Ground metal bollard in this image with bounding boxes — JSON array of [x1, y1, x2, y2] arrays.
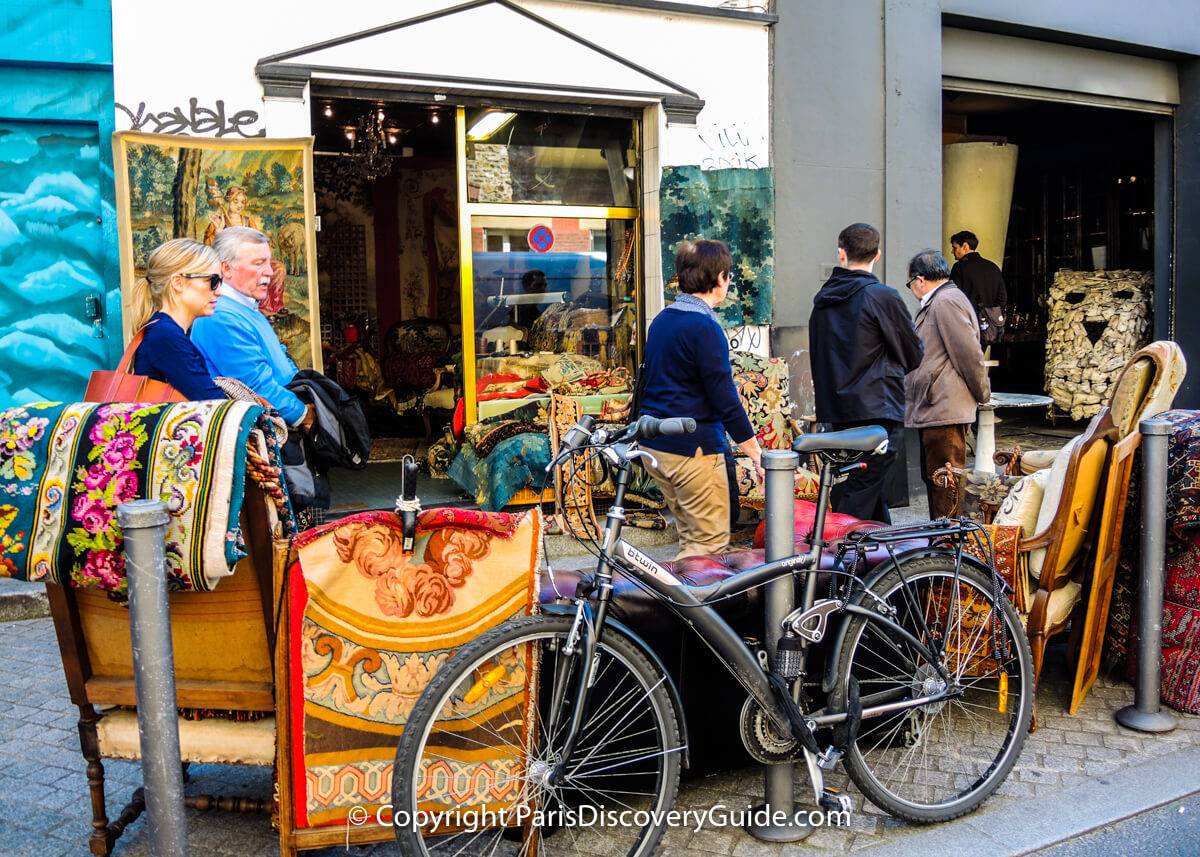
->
[[118, 499, 190, 856], [1115, 418, 1178, 734], [746, 450, 811, 842]]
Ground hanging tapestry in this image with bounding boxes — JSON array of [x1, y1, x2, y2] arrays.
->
[[113, 131, 321, 370], [286, 508, 541, 830], [0, 400, 278, 595], [660, 166, 775, 327]]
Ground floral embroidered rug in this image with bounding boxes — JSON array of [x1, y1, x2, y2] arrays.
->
[[0, 400, 275, 595], [287, 507, 541, 829]]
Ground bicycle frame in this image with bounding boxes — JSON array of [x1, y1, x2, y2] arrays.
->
[[547, 444, 959, 782]]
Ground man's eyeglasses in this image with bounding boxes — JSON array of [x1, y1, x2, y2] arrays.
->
[[905, 275, 922, 290], [183, 273, 222, 291]]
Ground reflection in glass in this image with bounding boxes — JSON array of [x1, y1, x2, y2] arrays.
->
[[465, 110, 637, 207], [472, 217, 637, 416]]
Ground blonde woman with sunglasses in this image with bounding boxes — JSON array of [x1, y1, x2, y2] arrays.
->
[[129, 238, 229, 401]]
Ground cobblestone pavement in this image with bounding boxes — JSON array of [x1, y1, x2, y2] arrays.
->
[[2, 615, 1198, 856]]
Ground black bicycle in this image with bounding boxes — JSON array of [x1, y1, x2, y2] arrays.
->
[[392, 416, 1033, 856]]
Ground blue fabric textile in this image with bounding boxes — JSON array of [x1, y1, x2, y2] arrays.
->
[[191, 295, 306, 424], [637, 305, 754, 457], [449, 434, 551, 511], [132, 313, 228, 401]]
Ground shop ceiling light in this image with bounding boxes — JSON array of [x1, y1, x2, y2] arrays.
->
[[323, 104, 333, 118], [467, 111, 517, 141]]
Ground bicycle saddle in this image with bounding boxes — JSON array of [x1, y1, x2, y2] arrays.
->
[[792, 425, 889, 455]]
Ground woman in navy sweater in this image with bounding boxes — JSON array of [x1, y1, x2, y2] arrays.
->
[[639, 239, 762, 558], [130, 239, 229, 401]]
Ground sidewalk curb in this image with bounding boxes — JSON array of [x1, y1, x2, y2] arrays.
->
[[0, 581, 49, 622], [854, 744, 1200, 856]]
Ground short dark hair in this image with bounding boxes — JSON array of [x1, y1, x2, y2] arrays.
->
[[907, 249, 952, 282], [949, 230, 979, 250], [675, 239, 732, 294], [837, 223, 880, 264]]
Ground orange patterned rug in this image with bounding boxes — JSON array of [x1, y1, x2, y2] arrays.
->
[[286, 507, 541, 829]]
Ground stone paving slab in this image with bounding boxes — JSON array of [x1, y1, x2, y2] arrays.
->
[[2, 614, 1198, 855]]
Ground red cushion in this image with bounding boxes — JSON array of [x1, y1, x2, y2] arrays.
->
[[752, 500, 884, 549]]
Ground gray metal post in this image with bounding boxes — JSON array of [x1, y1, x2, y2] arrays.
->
[[118, 499, 190, 856], [746, 450, 811, 842], [1116, 419, 1179, 734]]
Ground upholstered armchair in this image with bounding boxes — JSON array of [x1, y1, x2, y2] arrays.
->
[[728, 350, 819, 510], [381, 318, 457, 437]]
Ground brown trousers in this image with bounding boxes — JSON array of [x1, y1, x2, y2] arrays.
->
[[643, 448, 732, 559], [919, 424, 968, 518]]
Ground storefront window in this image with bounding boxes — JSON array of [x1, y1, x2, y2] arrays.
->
[[471, 216, 637, 418], [465, 110, 638, 207]]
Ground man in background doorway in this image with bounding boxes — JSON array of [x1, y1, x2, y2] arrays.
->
[[904, 249, 991, 518], [949, 230, 1007, 347], [809, 223, 923, 523]]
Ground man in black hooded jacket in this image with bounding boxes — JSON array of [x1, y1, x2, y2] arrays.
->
[[809, 223, 923, 522]]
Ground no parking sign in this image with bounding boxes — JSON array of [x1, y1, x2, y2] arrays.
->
[[528, 224, 555, 253]]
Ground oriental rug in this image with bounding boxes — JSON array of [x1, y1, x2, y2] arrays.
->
[[287, 507, 541, 828]]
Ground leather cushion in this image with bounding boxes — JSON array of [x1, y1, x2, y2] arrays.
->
[[752, 499, 884, 549]]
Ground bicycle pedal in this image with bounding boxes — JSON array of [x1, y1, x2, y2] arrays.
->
[[816, 746, 843, 770], [819, 789, 853, 814]]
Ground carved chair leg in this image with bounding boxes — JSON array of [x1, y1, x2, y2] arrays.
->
[[77, 704, 115, 857], [1029, 630, 1047, 734]]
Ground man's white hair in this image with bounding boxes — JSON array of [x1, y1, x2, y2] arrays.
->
[[213, 226, 270, 264]]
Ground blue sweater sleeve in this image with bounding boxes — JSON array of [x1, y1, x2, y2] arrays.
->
[[192, 313, 306, 424], [695, 321, 755, 444]]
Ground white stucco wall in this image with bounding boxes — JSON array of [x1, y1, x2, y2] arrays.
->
[[110, 0, 769, 169]]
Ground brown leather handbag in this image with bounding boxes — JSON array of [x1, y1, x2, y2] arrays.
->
[[84, 325, 187, 404]]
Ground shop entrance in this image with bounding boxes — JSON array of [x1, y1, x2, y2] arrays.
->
[[943, 92, 1161, 438], [311, 97, 461, 509], [311, 97, 641, 513]]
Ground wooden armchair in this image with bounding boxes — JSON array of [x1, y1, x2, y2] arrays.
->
[[1019, 410, 1113, 690], [1000, 341, 1186, 712], [47, 482, 286, 857]]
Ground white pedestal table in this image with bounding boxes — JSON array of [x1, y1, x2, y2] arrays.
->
[[976, 392, 1055, 473]]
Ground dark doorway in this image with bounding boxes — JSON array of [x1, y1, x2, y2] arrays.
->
[[943, 94, 1158, 427]]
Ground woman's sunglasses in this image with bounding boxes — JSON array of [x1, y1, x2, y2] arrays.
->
[[182, 273, 223, 291]]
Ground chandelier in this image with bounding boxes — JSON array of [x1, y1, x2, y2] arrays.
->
[[338, 109, 395, 185]]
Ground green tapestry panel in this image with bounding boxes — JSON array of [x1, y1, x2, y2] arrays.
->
[[660, 166, 774, 327]]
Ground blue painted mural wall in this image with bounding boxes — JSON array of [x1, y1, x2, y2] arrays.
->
[[0, 1, 119, 405]]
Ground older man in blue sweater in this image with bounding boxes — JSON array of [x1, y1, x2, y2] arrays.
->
[[192, 227, 314, 431], [639, 240, 762, 559]]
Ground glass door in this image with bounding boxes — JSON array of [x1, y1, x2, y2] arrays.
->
[[455, 107, 640, 424]]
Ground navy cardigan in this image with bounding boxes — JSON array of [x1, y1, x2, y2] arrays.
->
[[133, 312, 228, 401], [637, 304, 754, 456]]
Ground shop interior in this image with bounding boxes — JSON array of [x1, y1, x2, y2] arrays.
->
[[943, 92, 1157, 441], [310, 97, 641, 515], [310, 97, 461, 510]]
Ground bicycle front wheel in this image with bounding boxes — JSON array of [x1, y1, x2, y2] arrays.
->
[[392, 614, 683, 857], [831, 556, 1033, 822]]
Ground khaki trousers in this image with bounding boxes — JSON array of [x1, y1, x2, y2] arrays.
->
[[643, 448, 731, 559]]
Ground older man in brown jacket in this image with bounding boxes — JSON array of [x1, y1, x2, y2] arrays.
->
[[903, 249, 991, 517]]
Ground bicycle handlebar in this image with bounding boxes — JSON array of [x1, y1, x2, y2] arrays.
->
[[548, 415, 697, 472]]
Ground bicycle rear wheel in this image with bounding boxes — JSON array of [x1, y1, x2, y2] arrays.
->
[[392, 614, 683, 856], [831, 555, 1032, 822]]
